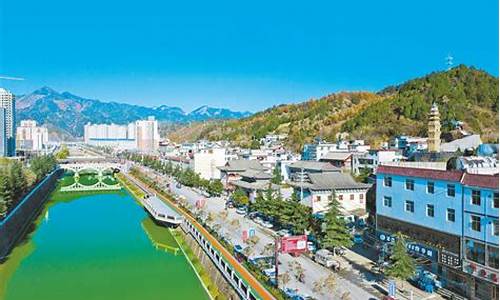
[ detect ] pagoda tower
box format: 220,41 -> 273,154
427,103 -> 441,152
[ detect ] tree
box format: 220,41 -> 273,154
0,173 -> 12,211
271,164 -> 282,185
55,145 -> 70,159
232,188 -> 249,207
385,232 -> 416,289
321,190 -> 353,250
207,180 -> 223,197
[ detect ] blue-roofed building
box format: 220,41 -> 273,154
375,160 -> 499,300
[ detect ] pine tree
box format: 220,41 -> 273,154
271,165 -> 282,185
321,190 -> 353,250
386,232 -> 416,287
0,173 -> 12,211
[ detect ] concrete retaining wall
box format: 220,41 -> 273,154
0,168 -> 63,259
182,231 -> 240,300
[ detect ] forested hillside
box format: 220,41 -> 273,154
169,65 -> 499,151
343,65 -> 499,144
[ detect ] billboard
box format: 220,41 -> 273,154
280,235 -> 307,254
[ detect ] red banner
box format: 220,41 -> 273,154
280,235 -> 307,254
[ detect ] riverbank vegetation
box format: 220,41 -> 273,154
0,155 -> 57,219
115,173 -> 145,199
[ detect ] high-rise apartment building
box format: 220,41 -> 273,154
84,117 -> 159,152
0,88 -> 16,156
0,108 -> 7,157
135,116 -> 159,152
16,120 -> 49,151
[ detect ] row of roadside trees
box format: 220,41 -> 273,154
124,151 -> 417,290
122,152 -> 224,197
0,155 -> 57,219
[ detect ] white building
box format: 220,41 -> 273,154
16,120 -> 49,151
192,147 -> 227,180
351,149 -> 404,175
0,88 -> 15,156
136,116 -> 160,153
291,172 -> 371,215
84,116 -> 159,152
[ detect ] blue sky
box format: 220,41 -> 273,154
0,0 -> 498,112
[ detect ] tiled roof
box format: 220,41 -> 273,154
231,180 -> 279,191
288,161 -> 340,172
291,172 -> 371,190
320,152 -> 353,161
376,165 -> 463,182
461,173 -> 499,190
218,159 -> 265,172
239,169 -> 272,180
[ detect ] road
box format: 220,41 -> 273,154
137,164 -> 378,300
123,169 -> 276,300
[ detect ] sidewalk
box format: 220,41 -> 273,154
340,246 -> 445,300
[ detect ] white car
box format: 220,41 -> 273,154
254,217 -> 264,225
277,229 -> 291,237
262,221 -> 274,229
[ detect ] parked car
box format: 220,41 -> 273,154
356,218 -> 367,229
353,233 -> 364,244
236,206 -> 248,215
254,217 -> 264,225
277,229 -> 292,237
234,244 -> 244,253
247,211 -> 260,219
262,221 -> 274,229
307,241 -> 316,253
334,247 -> 346,256
314,249 -> 337,268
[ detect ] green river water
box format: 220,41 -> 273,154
0,186 -> 209,300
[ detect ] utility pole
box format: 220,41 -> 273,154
300,167 -> 304,202
275,237 -> 280,289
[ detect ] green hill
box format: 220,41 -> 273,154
343,65 -> 499,144
169,65 -> 498,151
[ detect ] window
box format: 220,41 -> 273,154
338,195 -> 343,201
383,176 -> 392,187
350,194 -> 354,200
472,190 -> 481,206
315,196 -> 321,202
494,192 -> 499,209
359,194 -> 364,200
405,179 -> 414,191
487,245 -> 499,269
426,204 -> 434,217
447,184 -> 455,197
471,215 -> 481,232
427,182 -> 434,194
465,239 -> 485,265
405,200 -> 414,213
383,196 -> 392,207
493,220 -> 499,236
447,209 -> 455,222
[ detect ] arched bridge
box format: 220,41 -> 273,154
59,162 -> 123,192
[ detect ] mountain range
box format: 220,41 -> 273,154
168,65 -> 499,151
15,87 -> 252,137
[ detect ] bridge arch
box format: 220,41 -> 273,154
59,163 -> 123,192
